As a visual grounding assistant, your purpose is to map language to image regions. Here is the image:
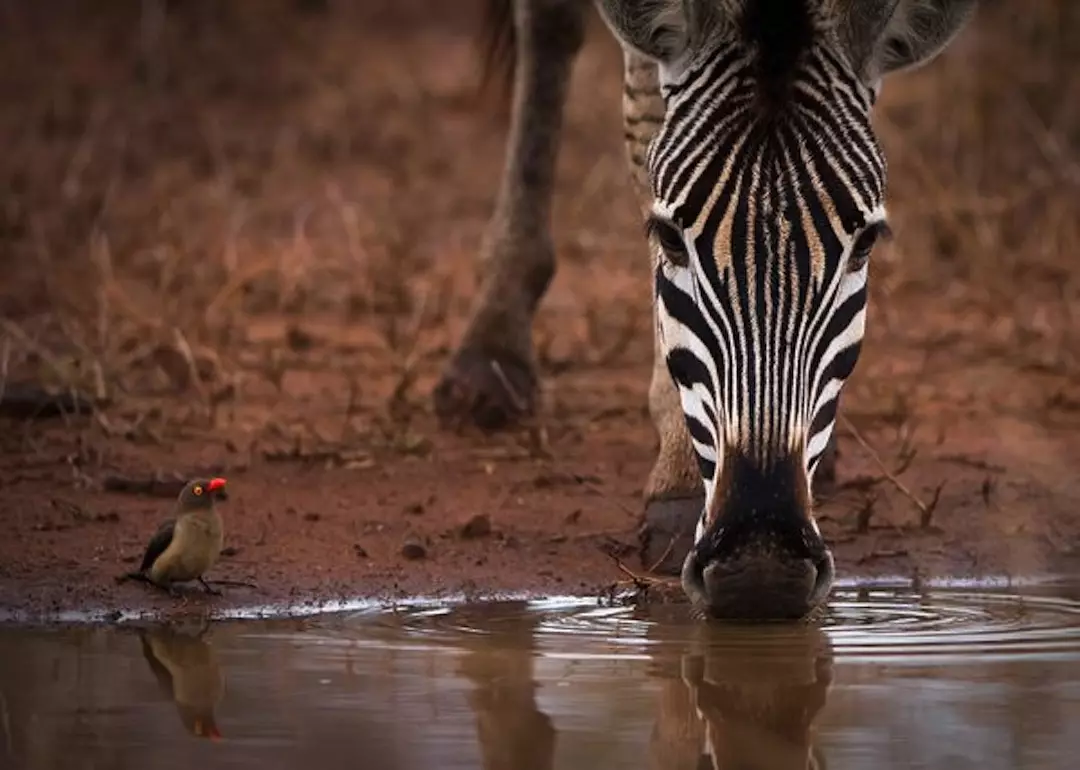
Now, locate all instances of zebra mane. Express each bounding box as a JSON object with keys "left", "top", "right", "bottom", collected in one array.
[
  {"left": 740, "top": 0, "right": 818, "bottom": 110},
  {"left": 677, "top": 0, "right": 822, "bottom": 117}
]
